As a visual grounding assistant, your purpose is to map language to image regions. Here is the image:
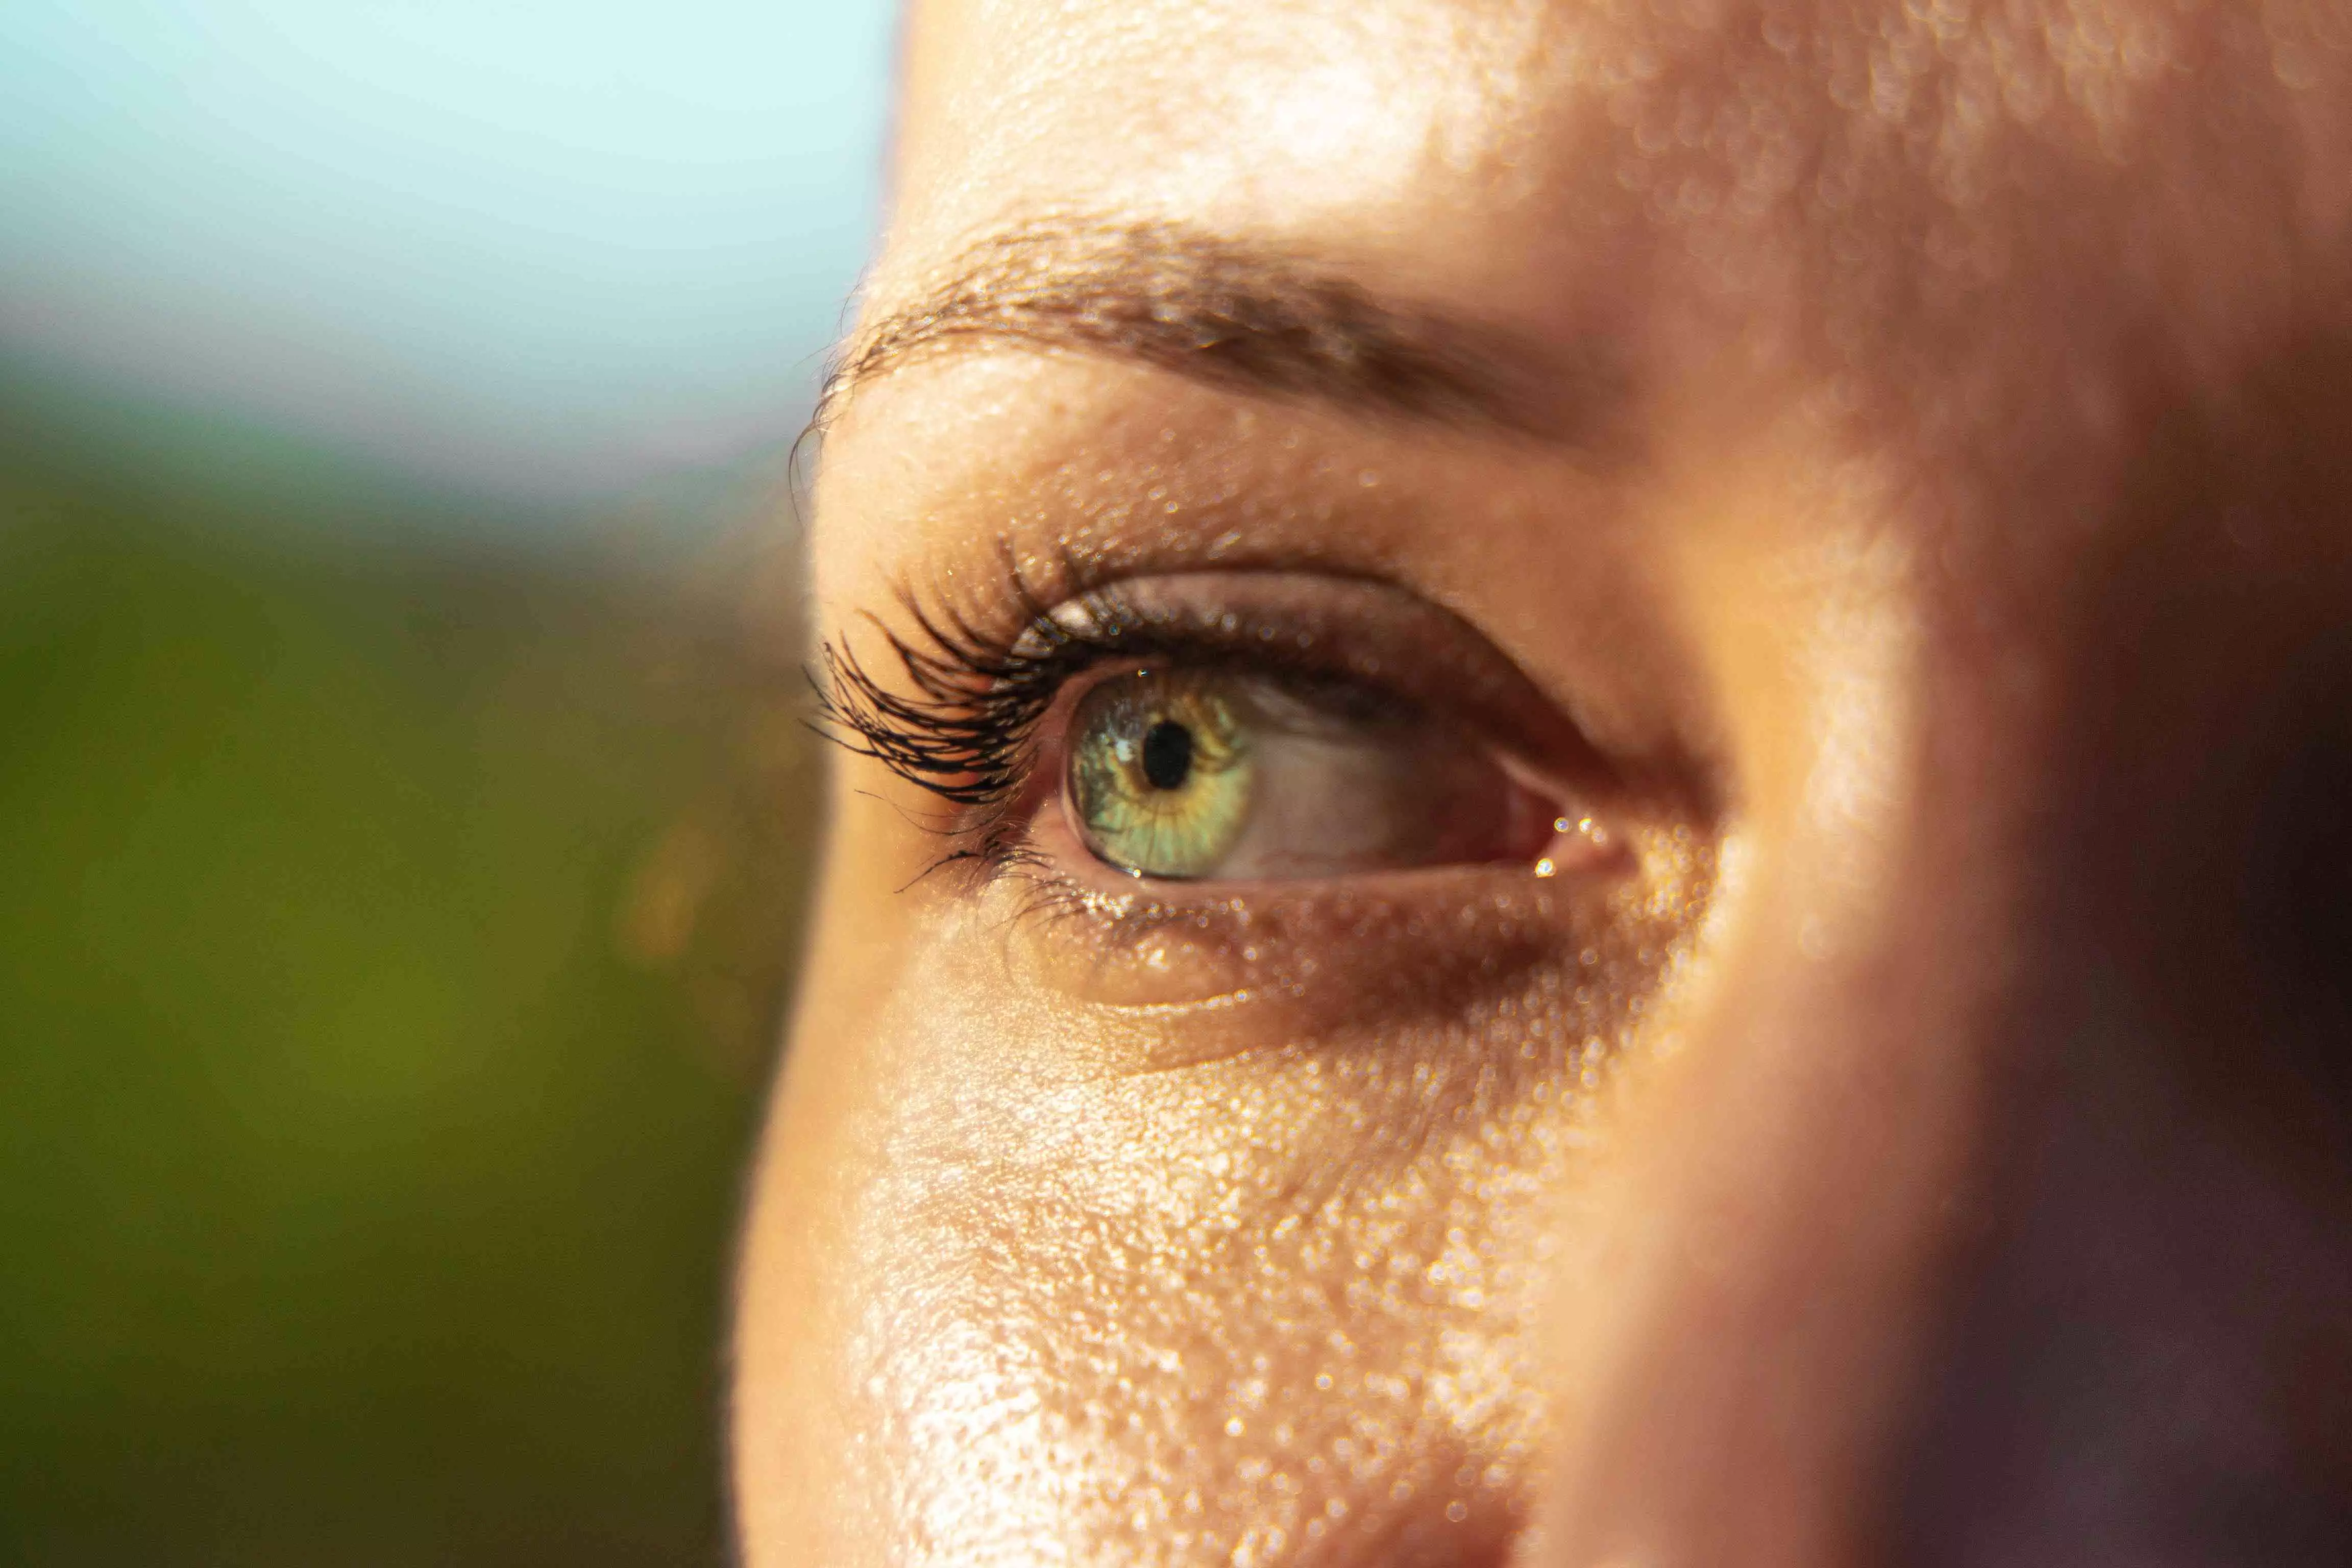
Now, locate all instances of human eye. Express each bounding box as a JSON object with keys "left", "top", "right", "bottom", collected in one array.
[
  {"left": 819, "top": 567, "right": 1633, "bottom": 900},
  {"left": 1056, "top": 665, "right": 1559, "bottom": 881}
]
